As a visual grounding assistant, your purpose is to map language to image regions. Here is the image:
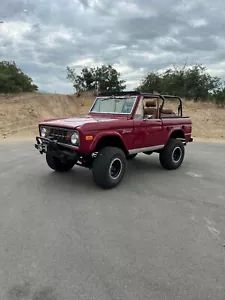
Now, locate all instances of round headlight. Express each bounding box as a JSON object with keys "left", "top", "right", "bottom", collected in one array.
[
  {"left": 40, "top": 127, "right": 47, "bottom": 137},
  {"left": 71, "top": 131, "right": 79, "bottom": 145}
]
